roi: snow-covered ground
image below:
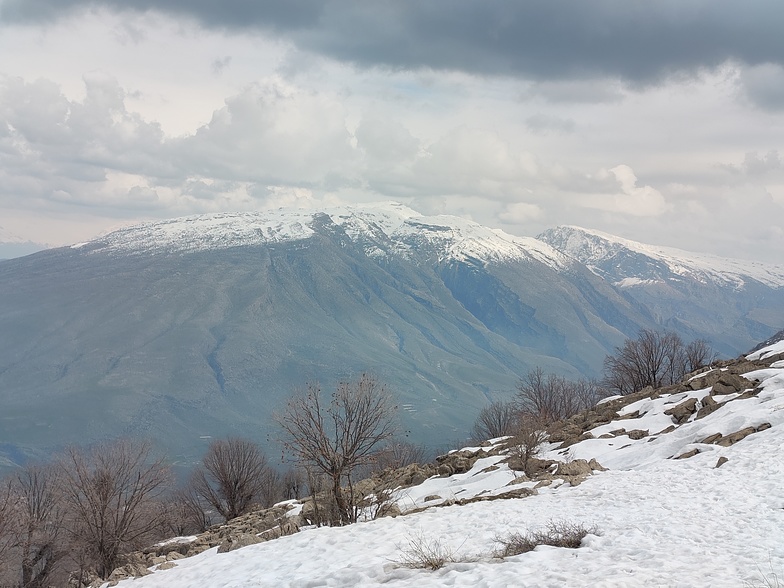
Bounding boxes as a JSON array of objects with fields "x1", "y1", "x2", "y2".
[{"x1": 111, "y1": 342, "x2": 784, "y2": 587}]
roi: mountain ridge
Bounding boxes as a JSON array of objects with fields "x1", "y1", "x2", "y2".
[{"x1": 0, "y1": 203, "x2": 781, "y2": 469}]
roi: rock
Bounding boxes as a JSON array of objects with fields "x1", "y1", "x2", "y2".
[
  {"x1": 166, "y1": 552, "x2": 184, "y2": 561},
  {"x1": 627, "y1": 429, "x2": 648, "y2": 440},
  {"x1": 107, "y1": 563, "x2": 151, "y2": 586},
  {"x1": 506, "y1": 476, "x2": 528, "y2": 486},
  {"x1": 711, "y1": 374, "x2": 753, "y2": 395},
  {"x1": 756, "y1": 422, "x2": 772, "y2": 432},
  {"x1": 424, "y1": 494, "x2": 441, "y2": 502},
  {"x1": 701, "y1": 433, "x2": 723, "y2": 445},
  {"x1": 664, "y1": 397, "x2": 698, "y2": 424},
  {"x1": 715, "y1": 427, "x2": 756, "y2": 447},
  {"x1": 654, "y1": 425, "x2": 676, "y2": 435},
  {"x1": 156, "y1": 562, "x2": 177, "y2": 570},
  {"x1": 217, "y1": 533, "x2": 262, "y2": 554},
  {"x1": 674, "y1": 448, "x2": 700, "y2": 459},
  {"x1": 557, "y1": 459, "x2": 592, "y2": 477},
  {"x1": 715, "y1": 457, "x2": 729, "y2": 468},
  {"x1": 588, "y1": 458, "x2": 608, "y2": 471},
  {"x1": 695, "y1": 395, "x2": 721, "y2": 420}
]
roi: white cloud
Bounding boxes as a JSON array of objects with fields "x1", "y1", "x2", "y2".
[{"x1": 580, "y1": 165, "x2": 670, "y2": 217}]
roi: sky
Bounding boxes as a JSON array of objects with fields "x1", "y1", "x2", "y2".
[{"x1": 1, "y1": 1, "x2": 784, "y2": 262}]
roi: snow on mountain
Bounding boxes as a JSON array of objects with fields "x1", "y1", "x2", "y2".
[
  {"x1": 75, "y1": 202, "x2": 568, "y2": 269},
  {"x1": 539, "y1": 225, "x2": 784, "y2": 289},
  {"x1": 109, "y1": 342, "x2": 784, "y2": 588}
]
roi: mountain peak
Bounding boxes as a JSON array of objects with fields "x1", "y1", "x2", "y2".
[
  {"x1": 539, "y1": 225, "x2": 784, "y2": 289},
  {"x1": 74, "y1": 202, "x2": 568, "y2": 269}
]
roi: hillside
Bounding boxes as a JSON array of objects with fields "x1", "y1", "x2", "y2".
[
  {"x1": 106, "y1": 339, "x2": 784, "y2": 587},
  {"x1": 539, "y1": 225, "x2": 784, "y2": 356},
  {"x1": 0, "y1": 203, "x2": 782, "y2": 469}
]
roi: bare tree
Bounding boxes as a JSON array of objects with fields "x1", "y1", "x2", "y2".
[
  {"x1": 276, "y1": 373, "x2": 397, "y2": 525},
  {"x1": 471, "y1": 400, "x2": 520, "y2": 442},
  {"x1": 373, "y1": 442, "x2": 429, "y2": 471},
  {"x1": 191, "y1": 438, "x2": 273, "y2": 522},
  {"x1": 0, "y1": 477, "x2": 13, "y2": 577},
  {"x1": 603, "y1": 330, "x2": 715, "y2": 395},
  {"x1": 516, "y1": 368, "x2": 602, "y2": 423},
  {"x1": 684, "y1": 338, "x2": 716, "y2": 374},
  {"x1": 58, "y1": 439, "x2": 171, "y2": 579},
  {"x1": 8, "y1": 464, "x2": 68, "y2": 588},
  {"x1": 509, "y1": 415, "x2": 548, "y2": 475},
  {"x1": 162, "y1": 486, "x2": 213, "y2": 536}
]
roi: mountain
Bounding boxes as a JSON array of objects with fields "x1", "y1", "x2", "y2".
[
  {"x1": 538, "y1": 225, "x2": 784, "y2": 357},
  {"x1": 0, "y1": 203, "x2": 649, "y2": 469},
  {"x1": 0, "y1": 204, "x2": 781, "y2": 470},
  {"x1": 107, "y1": 339, "x2": 784, "y2": 587},
  {"x1": 0, "y1": 225, "x2": 46, "y2": 259}
]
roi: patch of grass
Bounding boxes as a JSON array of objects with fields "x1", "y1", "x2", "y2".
[{"x1": 494, "y1": 520, "x2": 596, "y2": 558}]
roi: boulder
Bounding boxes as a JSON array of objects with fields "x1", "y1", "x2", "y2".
[
  {"x1": 217, "y1": 533, "x2": 262, "y2": 553},
  {"x1": 715, "y1": 427, "x2": 756, "y2": 447},
  {"x1": 711, "y1": 374, "x2": 753, "y2": 395},
  {"x1": 664, "y1": 397, "x2": 697, "y2": 424}
]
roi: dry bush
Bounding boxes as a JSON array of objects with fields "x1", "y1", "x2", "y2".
[
  {"x1": 495, "y1": 520, "x2": 596, "y2": 557},
  {"x1": 509, "y1": 415, "x2": 548, "y2": 474},
  {"x1": 396, "y1": 532, "x2": 464, "y2": 570},
  {"x1": 191, "y1": 437, "x2": 275, "y2": 522},
  {"x1": 471, "y1": 401, "x2": 519, "y2": 442},
  {"x1": 276, "y1": 373, "x2": 397, "y2": 525}
]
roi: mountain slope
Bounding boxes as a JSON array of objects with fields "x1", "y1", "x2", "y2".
[
  {"x1": 538, "y1": 225, "x2": 784, "y2": 356},
  {"x1": 0, "y1": 204, "x2": 648, "y2": 468},
  {"x1": 108, "y1": 340, "x2": 784, "y2": 588}
]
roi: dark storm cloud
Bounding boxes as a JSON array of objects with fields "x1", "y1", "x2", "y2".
[{"x1": 3, "y1": 0, "x2": 784, "y2": 84}]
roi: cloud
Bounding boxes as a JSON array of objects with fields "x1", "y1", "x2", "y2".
[
  {"x1": 498, "y1": 202, "x2": 542, "y2": 223},
  {"x1": 525, "y1": 114, "x2": 576, "y2": 135},
  {"x1": 523, "y1": 79, "x2": 625, "y2": 104},
  {"x1": 580, "y1": 165, "x2": 670, "y2": 217},
  {"x1": 4, "y1": 1, "x2": 784, "y2": 85},
  {"x1": 738, "y1": 63, "x2": 784, "y2": 110},
  {"x1": 211, "y1": 56, "x2": 232, "y2": 76}
]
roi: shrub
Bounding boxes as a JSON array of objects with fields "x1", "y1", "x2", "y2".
[
  {"x1": 495, "y1": 520, "x2": 596, "y2": 558},
  {"x1": 396, "y1": 532, "x2": 463, "y2": 570},
  {"x1": 471, "y1": 401, "x2": 520, "y2": 442}
]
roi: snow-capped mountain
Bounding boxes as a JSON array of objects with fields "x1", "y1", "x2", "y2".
[
  {"x1": 539, "y1": 225, "x2": 784, "y2": 356},
  {"x1": 79, "y1": 202, "x2": 567, "y2": 269},
  {"x1": 0, "y1": 204, "x2": 781, "y2": 470},
  {"x1": 538, "y1": 225, "x2": 784, "y2": 289}
]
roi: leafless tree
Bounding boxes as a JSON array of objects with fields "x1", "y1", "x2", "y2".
[
  {"x1": 162, "y1": 486, "x2": 213, "y2": 536},
  {"x1": 191, "y1": 438, "x2": 273, "y2": 522},
  {"x1": 603, "y1": 330, "x2": 715, "y2": 395},
  {"x1": 516, "y1": 368, "x2": 602, "y2": 423},
  {"x1": 7, "y1": 464, "x2": 68, "y2": 588},
  {"x1": 509, "y1": 415, "x2": 548, "y2": 475},
  {"x1": 373, "y1": 442, "x2": 429, "y2": 471},
  {"x1": 276, "y1": 373, "x2": 397, "y2": 525},
  {"x1": 58, "y1": 439, "x2": 171, "y2": 579},
  {"x1": 281, "y1": 468, "x2": 304, "y2": 501},
  {"x1": 684, "y1": 338, "x2": 716, "y2": 373},
  {"x1": 471, "y1": 400, "x2": 520, "y2": 442},
  {"x1": 0, "y1": 477, "x2": 13, "y2": 577}
]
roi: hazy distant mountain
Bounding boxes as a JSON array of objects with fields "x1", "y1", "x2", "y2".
[
  {"x1": 0, "y1": 204, "x2": 780, "y2": 469},
  {"x1": 538, "y1": 226, "x2": 784, "y2": 357},
  {"x1": 0, "y1": 225, "x2": 46, "y2": 259}
]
